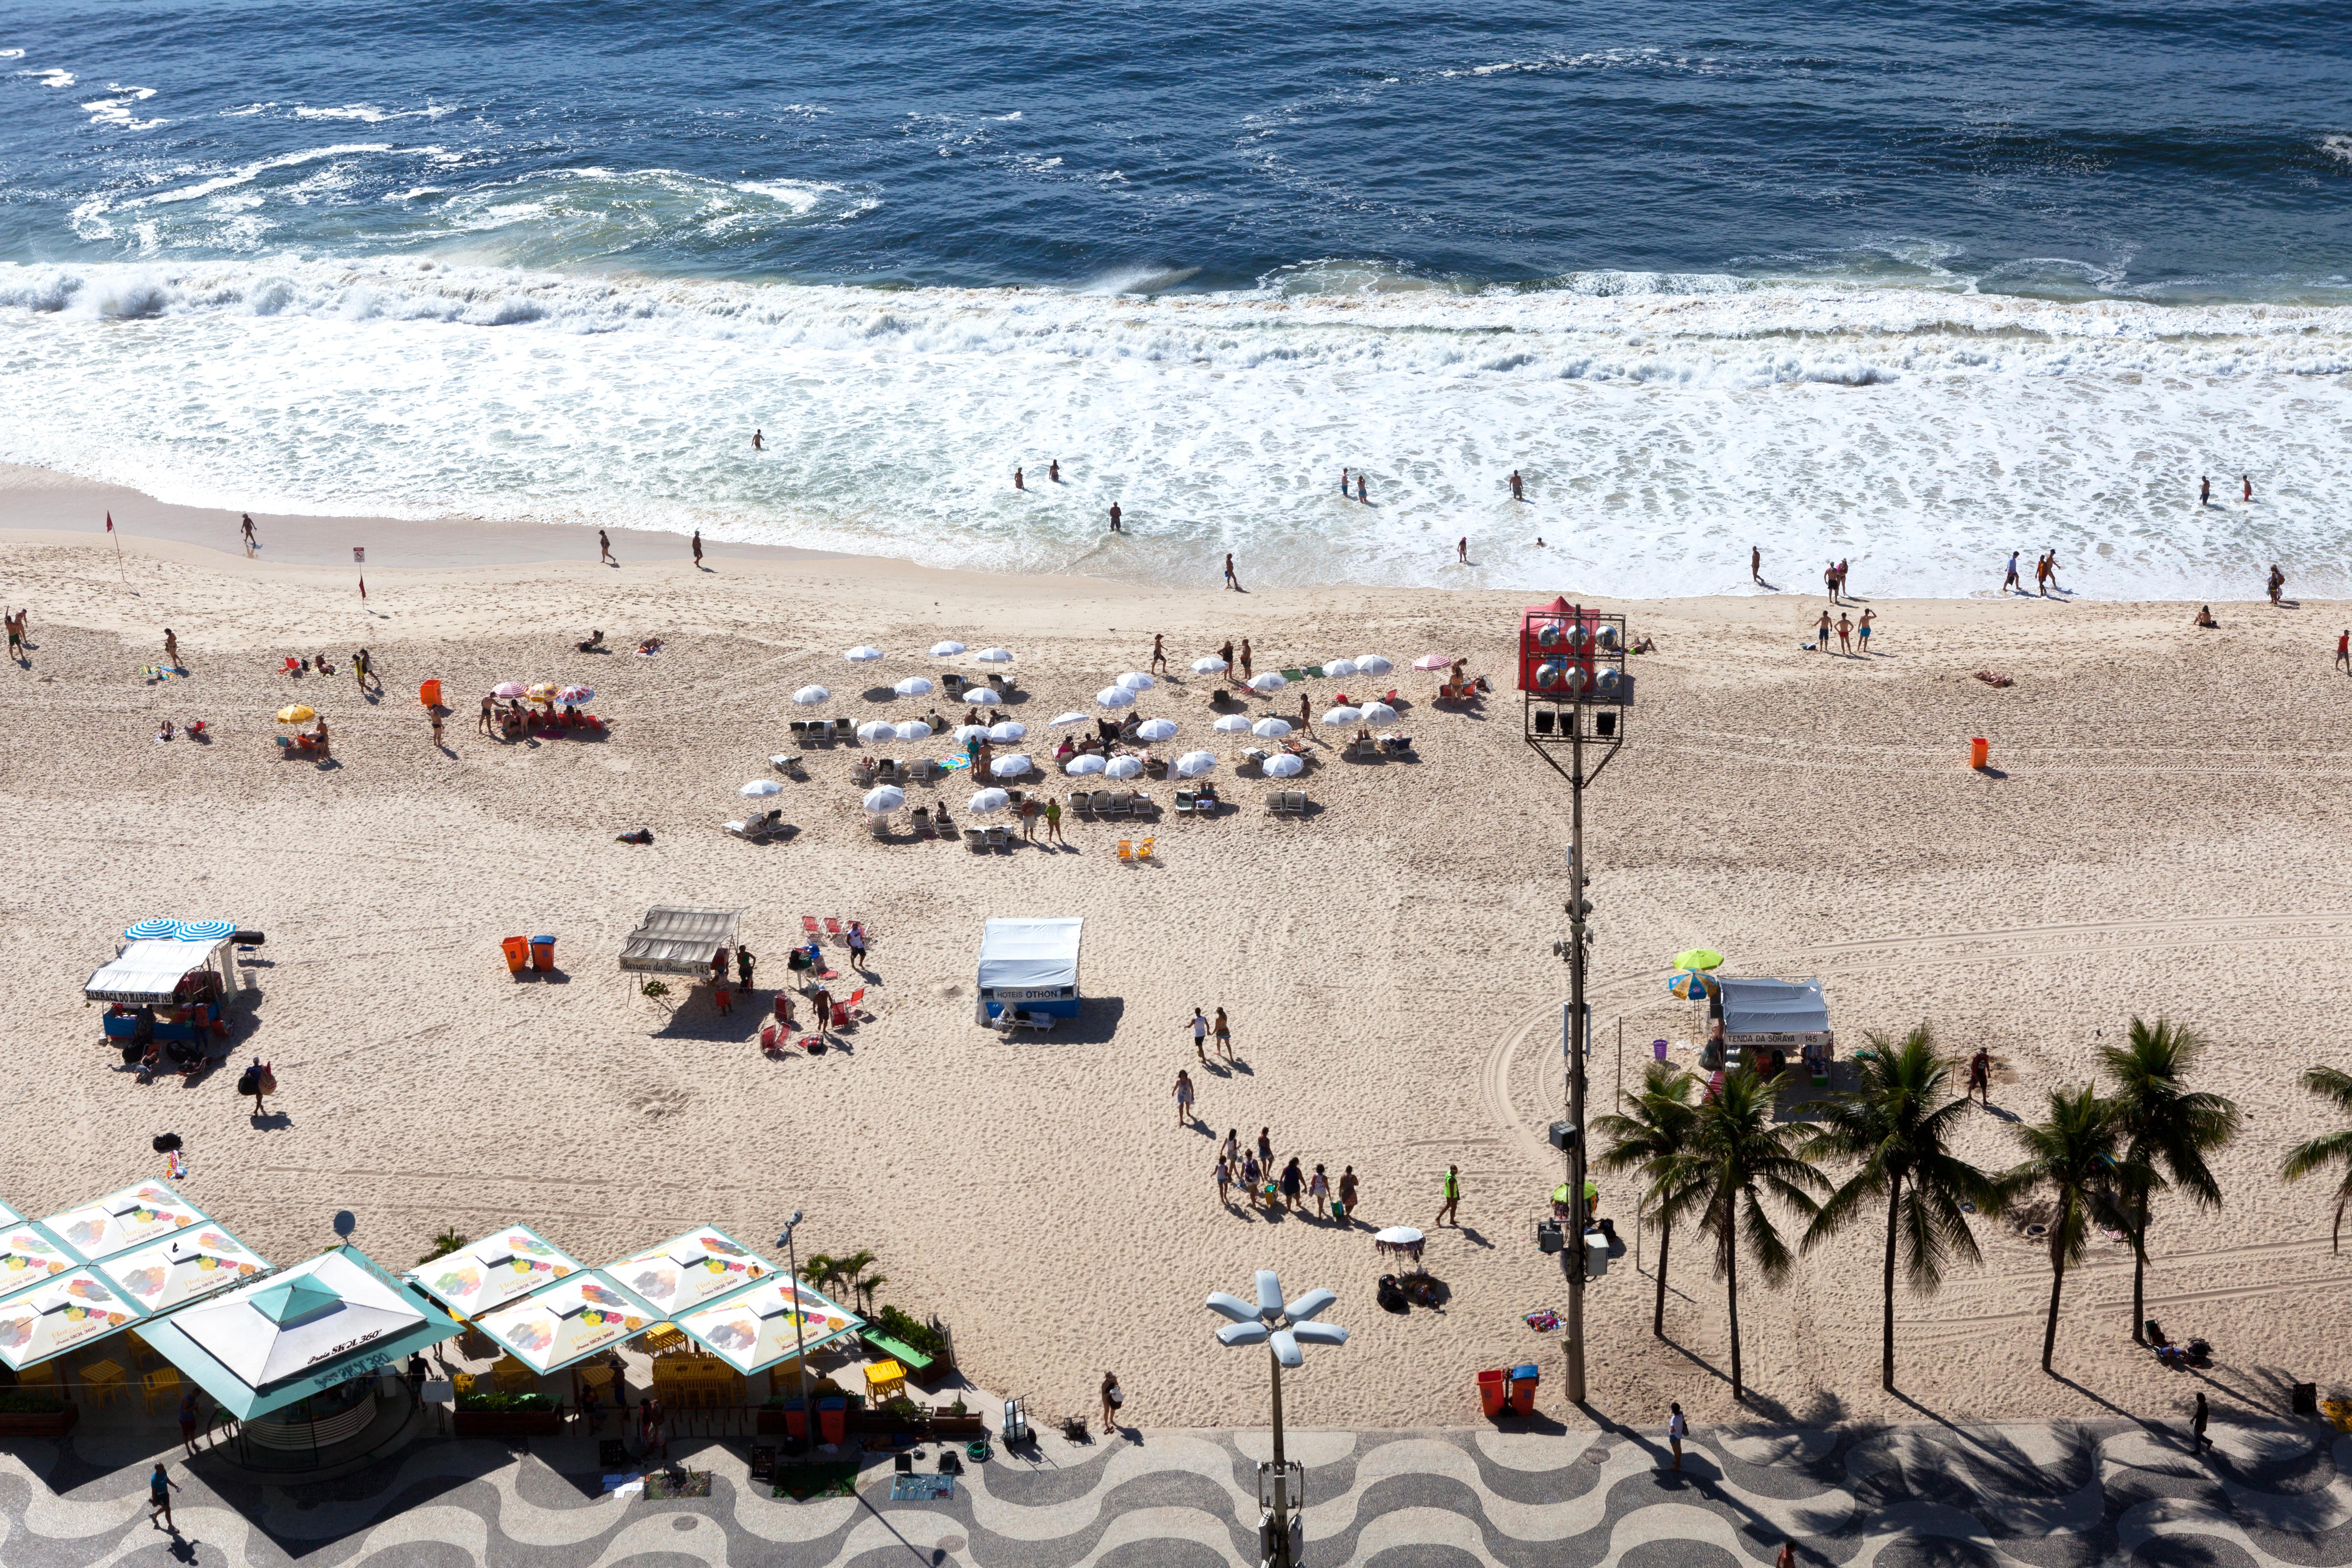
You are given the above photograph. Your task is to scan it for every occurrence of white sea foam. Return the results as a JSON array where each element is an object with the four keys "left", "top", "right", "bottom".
[
  {"left": 0, "top": 255, "right": 2346, "bottom": 597},
  {"left": 2323, "top": 134, "right": 2352, "bottom": 168},
  {"left": 24, "top": 67, "right": 75, "bottom": 87}
]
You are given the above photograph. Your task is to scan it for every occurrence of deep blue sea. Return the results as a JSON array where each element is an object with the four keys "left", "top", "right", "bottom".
[{"left": 2, "top": 0, "right": 2349, "bottom": 593}]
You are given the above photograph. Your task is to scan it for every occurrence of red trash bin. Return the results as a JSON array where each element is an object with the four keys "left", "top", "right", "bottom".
[
  {"left": 1477, "top": 1369, "right": 1509, "bottom": 1419},
  {"left": 500, "top": 936, "right": 528, "bottom": 973},
  {"left": 818, "top": 1398, "right": 847, "bottom": 1444},
  {"left": 529, "top": 935, "right": 556, "bottom": 972}
]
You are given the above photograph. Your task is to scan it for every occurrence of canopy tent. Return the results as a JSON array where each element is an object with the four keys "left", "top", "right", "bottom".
[
  {"left": 1, "top": 1221, "right": 80, "bottom": 1291},
  {"left": 472, "top": 1271, "right": 659, "bottom": 1374},
  {"left": 618, "top": 906, "right": 745, "bottom": 975},
  {"left": 84, "top": 936, "right": 241, "bottom": 1004},
  {"left": 98, "top": 1225, "right": 268, "bottom": 1317},
  {"left": 1716, "top": 976, "right": 1833, "bottom": 1048},
  {"left": 0, "top": 1198, "right": 18, "bottom": 1225},
  {"left": 404, "top": 1224, "right": 584, "bottom": 1320},
  {"left": 676, "top": 1275, "right": 863, "bottom": 1376},
  {"left": 601, "top": 1226, "right": 775, "bottom": 1319},
  {"left": 0, "top": 1267, "right": 146, "bottom": 1372},
  {"left": 43, "top": 1181, "right": 207, "bottom": 1263},
  {"left": 975, "top": 917, "right": 1084, "bottom": 1020},
  {"left": 135, "top": 1246, "right": 460, "bottom": 1422}
]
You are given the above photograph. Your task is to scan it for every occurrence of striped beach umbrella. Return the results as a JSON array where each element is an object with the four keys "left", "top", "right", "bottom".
[
  {"left": 174, "top": 920, "right": 237, "bottom": 942},
  {"left": 123, "top": 918, "right": 178, "bottom": 941}
]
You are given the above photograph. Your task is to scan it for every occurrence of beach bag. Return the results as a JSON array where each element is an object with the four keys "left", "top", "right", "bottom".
[
  {"left": 1376, "top": 1274, "right": 1407, "bottom": 1314},
  {"left": 255, "top": 1063, "right": 277, "bottom": 1096},
  {"left": 235, "top": 1066, "right": 259, "bottom": 1097}
]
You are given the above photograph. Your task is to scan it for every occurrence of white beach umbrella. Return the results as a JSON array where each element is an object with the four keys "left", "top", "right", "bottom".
[
  {"left": 990, "top": 753, "right": 1033, "bottom": 779},
  {"left": 1174, "top": 751, "right": 1218, "bottom": 778},
  {"left": 1252, "top": 717, "right": 1292, "bottom": 738},
  {"left": 975, "top": 647, "right": 1014, "bottom": 664},
  {"left": 1248, "top": 671, "right": 1287, "bottom": 693},
  {"left": 741, "top": 779, "right": 784, "bottom": 798},
  {"left": 1321, "top": 705, "right": 1363, "bottom": 726},
  {"left": 1066, "top": 754, "right": 1108, "bottom": 776},
  {"left": 967, "top": 787, "right": 1010, "bottom": 815},
  {"left": 1358, "top": 701, "right": 1397, "bottom": 725},
  {"left": 1135, "top": 717, "right": 1178, "bottom": 742},
  {"left": 1213, "top": 714, "right": 1252, "bottom": 733},
  {"left": 1355, "top": 654, "right": 1393, "bottom": 676},
  {"left": 845, "top": 646, "right": 884, "bottom": 664},
  {"left": 893, "top": 675, "right": 935, "bottom": 697},
  {"left": 964, "top": 687, "right": 1003, "bottom": 706},
  {"left": 1117, "top": 671, "right": 1155, "bottom": 691},
  {"left": 1323, "top": 658, "right": 1358, "bottom": 679},
  {"left": 862, "top": 785, "right": 906, "bottom": 812},
  {"left": 1095, "top": 685, "right": 1135, "bottom": 709},
  {"left": 988, "top": 720, "right": 1027, "bottom": 742},
  {"left": 931, "top": 640, "right": 967, "bottom": 657},
  {"left": 1264, "top": 752, "right": 1304, "bottom": 778},
  {"left": 856, "top": 720, "right": 896, "bottom": 744},
  {"left": 1049, "top": 711, "right": 1090, "bottom": 727},
  {"left": 896, "top": 720, "right": 933, "bottom": 741},
  {"left": 953, "top": 724, "right": 990, "bottom": 744},
  {"left": 1192, "top": 655, "right": 1229, "bottom": 674},
  {"left": 792, "top": 685, "right": 830, "bottom": 705},
  {"left": 1413, "top": 654, "right": 1451, "bottom": 670},
  {"left": 1104, "top": 754, "right": 1143, "bottom": 779}
]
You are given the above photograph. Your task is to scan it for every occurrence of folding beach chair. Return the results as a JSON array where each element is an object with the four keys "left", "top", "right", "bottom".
[
  {"left": 1117, "top": 839, "right": 1134, "bottom": 862},
  {"left": 802, "top": 916, "right": 822, "bottom": 936},
  {"left": 1138, "top": 836, "right": 1155, "bottom": 861},
  {"left": 824, "top": 918, "right": 844, "bottom": 939}
]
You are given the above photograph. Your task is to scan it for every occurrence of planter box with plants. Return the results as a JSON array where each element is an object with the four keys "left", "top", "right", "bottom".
[
  {"left": 452, "top": 1390, "right": 562, "bottom": 1438},
  {"left": 0, "top": 1393, "right": 78, "bottom": 1439}
]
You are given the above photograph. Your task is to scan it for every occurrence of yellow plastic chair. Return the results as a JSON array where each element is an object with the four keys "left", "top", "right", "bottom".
[
  {"left": 124, "top": 1330, "right": 161, "bottom": 1370},
  {"left": 1138, "top": 836, "right": 1155, "bottom": 861},
  {"left": 863, "top": 1359, "right": 907, "bottom": 1403},
  {"left": 640, "top": 1323, "right": 687, "bottom": 1357},
  {"left": 80, "top": 1359, "right": 129, "bottom": 1411},
  {"left": 141, "top": 1367, "right": 182, "bottom": 1413},
  {"left": 491, "top": 1357, "right": 536, "bottom": 1393}
]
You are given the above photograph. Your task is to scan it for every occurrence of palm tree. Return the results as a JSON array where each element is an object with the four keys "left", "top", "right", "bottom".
[
  {"left": 2100, "top": 1018, "right": 2240, "bottom": 1342},
  {"left": 1801, "top": 1025, "right": 2000, "bottom": 1392},
  {"left": 2002, "top": 1086, "right": 2149, "bottom": 1373},
  {"left": 1594, "top": 1061, "right": 1702, "bottom": 1339},
  {"left": 2282, "top": 1066, "right": 2352, "bottom": 1251},
  {"left": 1659, "top": 1066, "right": 1828, "bottom": 1401},
  {"left": 852, "top": 1268, "right": 888, "bottom": 1313}
]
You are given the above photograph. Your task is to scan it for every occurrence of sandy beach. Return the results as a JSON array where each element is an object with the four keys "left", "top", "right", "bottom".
[{"left": 4, "top": 475, "right": 2349, "bottom": 1437}]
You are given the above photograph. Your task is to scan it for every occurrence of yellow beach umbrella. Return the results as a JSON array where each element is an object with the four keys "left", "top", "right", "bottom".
[
  {"left": 1674, "top": 948, "right": 1724, "bottom": 971},
  {"left": 276, "top": 705, "right": 316, "bottom": 725},
  {"left": 526, "top": 682, "right": 558, "bottom": 703}
]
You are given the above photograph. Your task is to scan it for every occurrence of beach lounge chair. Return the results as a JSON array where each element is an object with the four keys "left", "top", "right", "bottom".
[
  {"left": 789, "top": 720, "right": 808, "bottom": 736},
  {"left": 993, "top": 1007, "right": 1055, "bottom": 1034},
  {"left": 1304, "top": 665, "right": 1325, "bottom": 679},
  {"left": 875, "top": 759, "right": 898, "bottom": 783},
  {"left": 906, "top": 758, "right": 935, "bottom": 783},
  {"left": 1068, "top": 791, "right": 1093, "bottom": 818},
  {"left": 1280, "top": 667, "right": 1304, "bottom": 683},
  {"left": 1173, "top": 789, "right": 1196, "bottom": 815},
  {"left": 824, "top": 918, "right": 843, "bottom": 939},
  {"left": 866, "top": 816, "right": 890, "bottom": 839},
  {"left": 912, "top": 807, "right": 933, "bottom": 837},
  {"left": 1117, "top": 839, "right": 1134, "bottom": 862},
  {"left": 725, "top": 820, "right": 771, "bottom": 841},
  {"left": 963, "top": 828, "right": 988, "bottom": 851},
  {"left": 1090, "top": 789, "right": 1119, "bottom": 816},
  {"left": 984, "top": 824, "right": 1010, "bottom": 850}
]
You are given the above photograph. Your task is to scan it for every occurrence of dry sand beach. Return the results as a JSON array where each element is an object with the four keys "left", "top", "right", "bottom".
[{"left": 3, "top": 485, "right": 2349, "bottom": 1436}]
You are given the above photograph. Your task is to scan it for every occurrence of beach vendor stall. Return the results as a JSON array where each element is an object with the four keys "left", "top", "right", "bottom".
[
  {"left": 134, "top": 1245, "right": 460, "bottom": 1460},
  {"left": 472, "top": 1271, "right": 658, "bottom": 1377},
  {"left": 602, "top": 1225, "right": 773, "bottom": 1320},
  {"left": 675, "top": 1274, "right": 862, "bottom": 1380},
  {"left": 404, "top": 1225, "right": 583, "bottom": 1321},
  {"left": 975, "top": 916, "right": 1084, "bottom": 1025},
  {"left": 619, "top": 905, "right": 744, "bottom": 989},
  {"left": 0, "top": 1263, "right": 146, "bottom": 1374},
  {"left": 86, "top": 920, "right": 249, "bottom": 1065},
  {"left": 1716, "top": 976, "right": 1834, "bottom": 1079},
  {"left": 41, "top": 1181, "right": 208, "bottom": 1263}
]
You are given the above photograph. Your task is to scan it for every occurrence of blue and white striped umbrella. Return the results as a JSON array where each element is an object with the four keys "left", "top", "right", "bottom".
[
  {"left": 174, "top": 920, "right": 237, "bottom": 942},
  {"left": 123, "top": 918, "right": 178, "bottom": 941}
]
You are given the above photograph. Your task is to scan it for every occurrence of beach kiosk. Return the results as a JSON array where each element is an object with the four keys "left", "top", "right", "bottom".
[
  {"left": 619, "top": 905, "right": 744, "bottom": 981},
  {"left": 1716, "top": 976, "right": 1833, "bottom": 1074},
  {"left": 975, "top": 917, "right": 1084, "bottom": 1025},
  {"left": 85, "top": 920, "right": 250, "bottom": 1051}
]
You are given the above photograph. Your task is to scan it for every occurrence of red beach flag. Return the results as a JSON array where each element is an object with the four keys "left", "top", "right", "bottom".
[{"left": 105, "top": 512, "right": 113, "bottom": 531}]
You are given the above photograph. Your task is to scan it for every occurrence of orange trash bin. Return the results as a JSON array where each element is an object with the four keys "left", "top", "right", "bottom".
[
  {"left": 1477, "top": 1368, "right": 1509, "bottom": 1418},
  {"left": 501, "top": 936, "right": 529, "bottom": 973},
  {"left": 1969, "top": 737, "right": 1989, "bottom": 769},
  {"left": 419, "top": 678, "right": 442, "bottom": 708}
]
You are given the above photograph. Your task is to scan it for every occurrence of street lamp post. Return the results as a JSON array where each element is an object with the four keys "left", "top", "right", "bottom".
[
  {"left": 1207, "top": 1270, "right": 1349, "bottom": 1568},
  {"left": 775, "top": 1211, "right": 814, "bottom": 1452},
  {"left": 1520, "top": 599, "right": 1632, "bottom": 1407}
]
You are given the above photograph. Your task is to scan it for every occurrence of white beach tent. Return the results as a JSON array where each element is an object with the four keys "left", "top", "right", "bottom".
[
  {"left": 976, "top": 917, "right": 1083, "bottom": 1023},
  {"left": 86, "top": 936, "right": 243, "bottom": 1004}
]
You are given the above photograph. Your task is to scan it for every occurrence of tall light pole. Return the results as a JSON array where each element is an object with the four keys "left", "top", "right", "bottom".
[
  {"left": 1206, "top": 1270, "right": 1348, "bottom": 1568},
  {"left": 775, "top": 1211, "right": 814, "bottom": 1451},
  {"left": 1520, "top": 599, "right": 1631, "bottom": 1407}
]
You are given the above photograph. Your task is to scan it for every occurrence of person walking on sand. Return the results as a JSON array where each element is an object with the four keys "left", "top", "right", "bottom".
[
  {"left": 1511, "top": 469, "right": 1524, "bottom": 501},
  {"left": 478, "top": 695, "right": 495, "bottom": 736},
  {"left": 691, "top": 530, "right": 703, "bottom": 568},
  {"left": 1435, "top": 1164, "right": 1461, "bottom": 1226},
  {"left": 1824, "top": 561, "right": 1838, "bottom": 603},
  {"left": 1215, "top": 1152, "right": 1233, "bottom": 1206},
  {"left": 2336, "top": 630, "right": 2349, "bottom": 673},
  {"left": 6, "top": 607, "right": 25, "bottom": 663},
  {"left": 1101, "top": 1371, "right": 1123, "bottom": 1433},
  {"left": 1256, "top": 1127, "right": 1275, "bottom": 1167},
  {"left": 599, "top": 529, "right": 614, "bottom": 566},
  {"left": 1239, "top": 638, "right": 1252, "bottom": 679},
  {"left": 149, "top": 1461, "right": 183, "bottom": 1533},
  {"left": 2003, "top": 551, "right": 2020, "bottom": 594},
  {"left": 2192, "top": 1391, "right": 2210, "bottom": 1452},
  {"left": 429, "top": 707, "right": 444, "bottom": 749},
  {"left": 241, "top": 513, "right": 257, "bottom": 551},
  {"left": 163, "top": 628, "right": 180, "bottom": 668},
  {"left": 1751, "top": 545, "right": 1761, "bottom": 585},
  {"left": 1837, "top": 558, "right": 1850, "bottom": 598},
  {"left": 1190, "top": 1007, "right": 1209, "bottom": 1062},
  {"left": 2269, "top": 563, "right": 2286, "bottom": 606},
  {"left": 1151, "top": 633, "right": 1167, "bottom": 673},
  {"left": 1224, "top": 553, "right": 1241, "bottom": 590},
  {"left": 1280, "top": 1156, "right": 1303, "bottom": 1211},
  {"left": 1857, "top": 607, "right": 1874, "bottom": 653},
  {"left": 1968, "top": 1046, "right": 1992, "bottom": 1104},
  {"left": 1835, "top": 613, "right": 1853, "bottom": 654},
  {"left": 1109, "top": 502, "right": 1123, "bottom": 533},
  {"left": 1309, "top": 1162, "right": 1330, "bottom": 1216},
  {"left": 1337, "top": 1165, "right": 1358, "bottom": 1223},
  {"left": 1174, "top": 1069, "right": 1196, "bottom": 1127},
  {"left": 1045, "top": 795, "right": 1064, "bottom": 842},
  {"left": 1222, "top": 1128, "right": 1241, "bottom": 1167},
  {"left": 1667, "top": 1402, "right": 1688, "bottom": 1470},
  {"left": 1214, "top": 1006, "right": 1233, "bottom": 1061},
  {"left": 1814, "top": 609, "right": 1831, "bottom": 651}
]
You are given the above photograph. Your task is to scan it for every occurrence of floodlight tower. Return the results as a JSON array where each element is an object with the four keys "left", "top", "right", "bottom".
[{"left": 1518, "top": 597, "right": 1632, "bottom": 1407}]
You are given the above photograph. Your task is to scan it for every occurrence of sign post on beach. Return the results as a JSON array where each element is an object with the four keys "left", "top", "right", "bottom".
[
  {"left": 354, "top": 546, "right": 366, "bottom": 601},
  {"left": 106, "top": 511, "right": 125, "bottom": 584}
]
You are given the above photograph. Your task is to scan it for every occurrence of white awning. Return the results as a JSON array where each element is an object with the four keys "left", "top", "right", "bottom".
[
  {"left": 618, "top": 906, "right": 744, "bottom": 974},
  {"left": 976, "top": 918, "right": 1083, "bottom": 992},
  {"left": 1717, "top": 977, "right": 1831, "bottom": 1042},
  {"left": 84, "top": 938, "right": 231, "bottom": 1004}
]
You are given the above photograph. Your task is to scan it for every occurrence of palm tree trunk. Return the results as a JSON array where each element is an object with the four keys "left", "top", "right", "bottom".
[
  {"left": 1652, "top": 1220, "right": 1671, "bottom": 1339},
  {"left": 2041, "top": 1214, "right": 2068, "bottom": 1374},
  {"left": 1725, "top": 1236, "right": 1743, "bottom": 1402},
  {"left": 1881, "top": 1176, "right": 1901, "bottom": 1392},
  {"left": 2129, "top": 1191, "right": 2148, "bottom": 1344}
]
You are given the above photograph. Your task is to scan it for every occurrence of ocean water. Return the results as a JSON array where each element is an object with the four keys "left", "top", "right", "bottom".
[{"left": 2, "top": 0, "right": 2348, "bottom": 596}]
